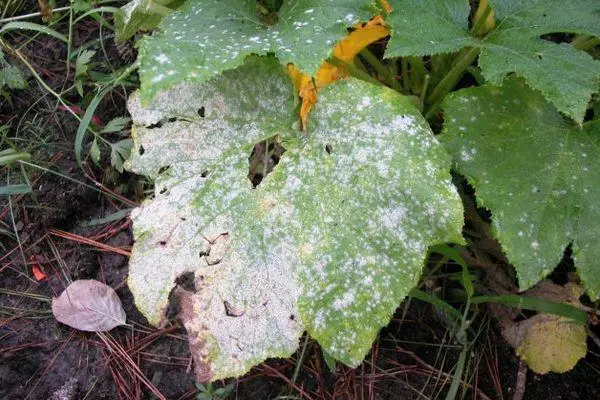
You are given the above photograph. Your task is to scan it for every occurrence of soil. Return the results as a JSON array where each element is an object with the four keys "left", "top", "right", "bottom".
[{"left": 1, "top": 10, "right": 600, "bottom": 400}]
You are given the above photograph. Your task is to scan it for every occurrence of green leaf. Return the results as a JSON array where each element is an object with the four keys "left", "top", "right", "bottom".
[
  {"left": 0, "top": 65, "right": 26, "bottom": 90},
  {"left": 137, "top": 0, "right": 376, "bottom": 102},
  {"left": 75, "top": 49, "right": 96, "bottom": 77},
  {"left": 441, "top": 78, "right": 600, "bottom": 298},
  {"left": 114, "top": 0, "right": 184, "bottom": 42},
  {"left": 110, "top": 139, "right": 133, "bottom": 172},
  {"left": 385, "top": 0, "right": 600, "bottom": 123},
  {"left": 90, "top": 137, "right": 101, "bottom": 165},
  {"left": 125, "top": 56, "right": 463, "bottom": 381},
  {"left": 0, "top": 184, "right": 31, "bottom": 196},
  {"left": 0, "top": 50, "right": 26, "bottom": 90},
  {"left": 101, "top": 116, "right": 131, "bottom": 134},
  {"left": 0, "top": 148, "right": 31, "bottom": 165}
]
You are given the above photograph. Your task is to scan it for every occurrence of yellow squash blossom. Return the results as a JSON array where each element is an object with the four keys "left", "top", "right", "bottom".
[{"left": 288, "top": 16, "right": 390, "bottom": 130}]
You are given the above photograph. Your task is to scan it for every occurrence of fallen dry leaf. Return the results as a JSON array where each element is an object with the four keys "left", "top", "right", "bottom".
[
  {"left": 52, "top": 279, "right": 126, "bottom": 332},
  {"left": 499, "top": 281, "right": 587, "bottom": 374}
]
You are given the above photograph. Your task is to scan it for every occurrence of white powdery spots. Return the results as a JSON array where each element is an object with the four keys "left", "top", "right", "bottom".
[
  {"left": 333, "top": 291, "right": 356, "bottom": 310},
  {"left": 531, "top": 241, "right": 540, "bottom": 250},
  {"left": 284, "top": 175, "right": 302, "bottom": 192},
  {"left": 380, "top": 206, "right": 407, "bottom": 231},
  {"left": 155, "top": 53, "right": 170, "bottom": 64}
]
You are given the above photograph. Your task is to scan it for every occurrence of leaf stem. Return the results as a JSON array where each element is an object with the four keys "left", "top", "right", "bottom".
[
  {"left": 426, "top": 47, "right": 479, "bottom": 106},
  {"left": 401, "top": 57, "right": 410, "bottom": 92},
  {"left": 359, "top": 48, "right": 401, "bottom": 91},
  {"left": 419, "top": 74, "right": 431, "bottom": 110},
  {"left": 470, "top": 1, "right": 493, "bottom": 37}
]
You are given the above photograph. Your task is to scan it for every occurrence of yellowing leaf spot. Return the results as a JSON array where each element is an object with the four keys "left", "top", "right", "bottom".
[{"left": 288, "top": 16, "right": 390, "bottom": 130}]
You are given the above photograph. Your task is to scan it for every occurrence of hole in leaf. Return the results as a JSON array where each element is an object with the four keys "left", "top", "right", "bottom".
[
  {"left": 248, "top": 135, "right": 286, "bottom": 188},
  {"left": 325, "top": 143, "right": 333, "bottom": 155},
  {"left": 166, "top": 272, "right": 197, "bottom": 319},
  {"left": 200, "top": 170, "right": 209, "bottom": 178},
  {"left": 197, "top": 106, "right": 205, "bottom": 118},
  {"left": 224, "top": 301, "right": 245, "bottom": 317},
  {"left": 159, "top": 187, "right": 168, "bottom": 195},
  {"left": 158, "top": 240, "right": 167, "bottom": 246},
  {"left": 175, "top": 271, "right": 196, "bottom": 293},
  {"left": 146, "top": 117, "right": 178, "bottom": 129},
  {"left": 536, "top": 53, "right": 543, "bottom": 60},
  {"left": 158, "top": 166, "right": 170, "bottom": 175},
  {"left": 540, "top": 33, "right": 574, "bottom": 44},
  {"left": 146, "top": 121, "right": 163, "bottom": 129},
  {"left": 139, "top": 145, "right": 145, "bottom": 155}
]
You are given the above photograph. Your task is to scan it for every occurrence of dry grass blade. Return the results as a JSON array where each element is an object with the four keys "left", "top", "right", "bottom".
[{"left": 48, "top": 228, "right": 131, "bottom": 256}]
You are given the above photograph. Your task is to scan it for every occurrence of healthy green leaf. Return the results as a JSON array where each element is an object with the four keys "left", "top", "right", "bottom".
[
  {"left": 114, "top": 0, "right": 184, "bottom": 41},
  {"left": 125, "top": 56, "right": 463, "bottom": 381},
  {"left": 0, "top": 50, "right": 26, "bottom": 90},
  {"left": 75, "top": 49, "right": 95, "bottom": 78},
  {"left": 102, "top": 116, "right": 131, "bottom": 134},
  {"left": 441, "top": 78, "right": 600, "bottom": 298},
  {"left": 385, "top": 0, "right": 600, "bottom": 123},
  {"left": 0, "top": 65, "right": 26, "bottom": 90},
  {"left": 0, "top": 184, "right": 31, "bottom": 196},
  {"left": 110, "top": 139, "right": 133, "bottom": 172},
  {"left": 137, "top": 0, "right": 376, "bottom": 102},
  {"left": 90, "top": 137, "right": 101, "bottom": 165}
]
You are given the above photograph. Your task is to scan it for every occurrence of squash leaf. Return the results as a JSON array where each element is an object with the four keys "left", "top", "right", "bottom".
[
  {"left": 441, "top": 78, "right": 600, "bottom": 297},
  {"left": 125, "top": 56, "right": 463, "bottom": 381},
  {"left": 137, "top": 0, "right": 377, "bottom": 102},
  {"left": 384, "top": 0, "right": 600, "bottom": 123}
]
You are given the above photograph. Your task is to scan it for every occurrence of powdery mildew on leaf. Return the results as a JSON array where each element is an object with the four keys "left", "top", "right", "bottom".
[
  {"left": 137, "top": 0, "right": 376, "bottom": 101},
  {"left": 441, "top": 78, "right": 600, "bottom": 298},
  {"left": 291, "top": 82, "right": 464, "bottom": 365},
  {"left": 52, "top": 279, "right": 126, "bottom": 332},
  {"left": 384, "top": 0, "right": 600, "bottom": 123},
  {"left": 126, "top": 56, "right": 463, "bottom": 381}
]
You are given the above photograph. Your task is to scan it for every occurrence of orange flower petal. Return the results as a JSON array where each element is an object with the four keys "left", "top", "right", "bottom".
[{"left": 289, "top": 16, "right": 390, "bottom": 130}]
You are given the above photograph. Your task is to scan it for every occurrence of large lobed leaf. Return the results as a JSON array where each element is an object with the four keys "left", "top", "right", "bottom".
[
  {"left": 441, "top": 78, "right": 600, "bottom": 298},
  {"left": 137, "top": 0, "right": 377, "bottom": 102},
  {"left": 125, "top": 56, "right": 463, "bottom": 380},
  {"left": 385, "top": 0, "right": 600, "bottom": 123}
]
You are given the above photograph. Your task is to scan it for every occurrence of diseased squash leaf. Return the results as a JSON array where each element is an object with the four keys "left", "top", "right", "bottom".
[
  {"left": 384, "top": 0, "right": 600, "bottom": 123},
  {"left": 441, "top": 78, "right": 600, "bottom": 298},
  {"left": 137, "top": 0, "right": 378, "bottom": 102},
  {"left": 125, "top": 56, "right": 464, "bottom": 381}
]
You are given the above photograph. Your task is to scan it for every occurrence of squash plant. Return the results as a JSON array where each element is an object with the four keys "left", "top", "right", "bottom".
[{"left": 118, "top": 0, "right": 600, "bottom": 382}]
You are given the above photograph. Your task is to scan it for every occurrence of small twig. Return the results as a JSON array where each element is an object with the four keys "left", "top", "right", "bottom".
[{"left": 512, "top": 361, "right": 527, "bottom": 400}]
